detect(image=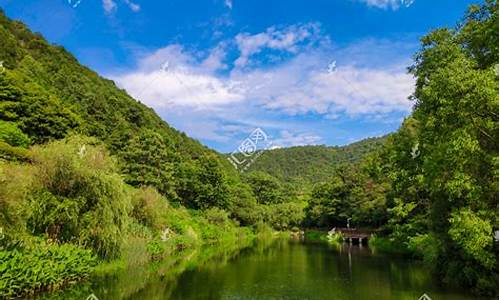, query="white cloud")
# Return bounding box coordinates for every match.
[124,0,141,12]
[102,0,117,14]
[234,23,321,67]
[111,45,242,109]
[271,131,323,148]
[224,0,233,9]
[102,0,141,14]
[201,43,228,72]
[356,0,414,9]
[110,25,415,146]
[112,38,413,115]
[247,60,414,116]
